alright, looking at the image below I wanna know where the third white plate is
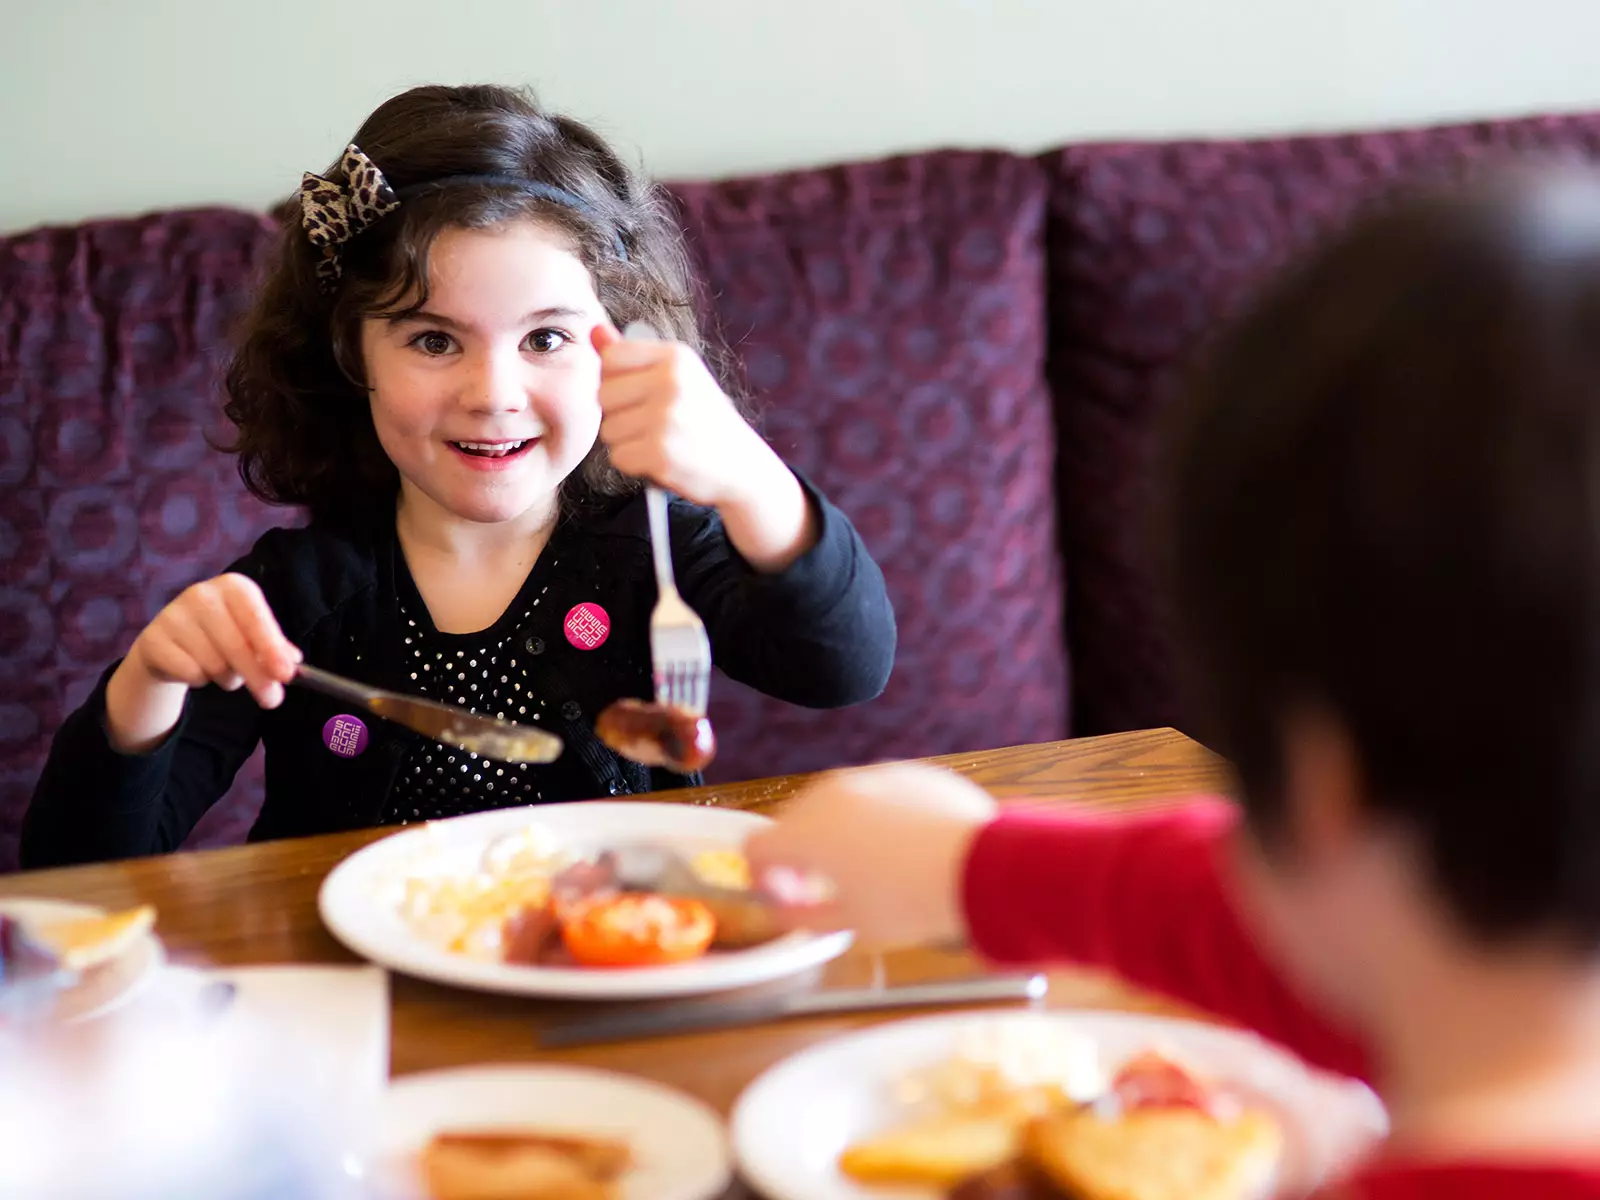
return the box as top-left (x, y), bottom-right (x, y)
top-left (732, 1008), bottom-right (1388, 1200)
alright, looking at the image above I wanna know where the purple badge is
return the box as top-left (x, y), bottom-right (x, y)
top-left (322, 714), bottom-right (369, 758)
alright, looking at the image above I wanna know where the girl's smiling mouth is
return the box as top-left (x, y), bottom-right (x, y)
top-left (448, 438), bottom-right (539, 466)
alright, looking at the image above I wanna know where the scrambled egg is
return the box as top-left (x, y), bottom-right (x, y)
top-left (689, 848), bottom-right (751, 890)
top-left (394, 823), bottom-right (568, 959)
top-left (479, 822), bottom-right (572, 877)
top-left (893, 1018), bottom-right (1108, 1113)
top-left (398, 870), bottom-right (553, 960)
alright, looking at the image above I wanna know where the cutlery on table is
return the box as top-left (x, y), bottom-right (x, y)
top-left (538, 973), bottom-right (1050, 1048)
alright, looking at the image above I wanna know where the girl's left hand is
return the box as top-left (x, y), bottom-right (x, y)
top-left (592, 323), bottom-right (772, 508)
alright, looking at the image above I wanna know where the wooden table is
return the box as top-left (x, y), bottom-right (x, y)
top-left (0, 728), bottom-right (1231, 1194)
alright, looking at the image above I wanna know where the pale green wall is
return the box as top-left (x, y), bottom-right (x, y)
top-left (4, 0), bottom-right (1598, 233)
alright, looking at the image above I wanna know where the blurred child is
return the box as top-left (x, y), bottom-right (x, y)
top-left (749, 166), bottom-right (1600, 1197)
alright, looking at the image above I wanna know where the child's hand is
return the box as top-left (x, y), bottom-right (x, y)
top-left (593, 323), bottom-right (817, 570)
top-left (105, 574), bottom-right (302, 752)
top-left (743, 763), bottom-right (999, 949)
top-left (593, 323), bottom-right (768, 509)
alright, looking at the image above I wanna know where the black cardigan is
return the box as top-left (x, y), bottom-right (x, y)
top-left (22, 479), bottom-right (895, 868)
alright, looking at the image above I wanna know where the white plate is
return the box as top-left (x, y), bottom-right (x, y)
top-left (356, 1064), bottom-right (732, 1200)
top-left (0, 897), bottom-right (165, 1023)
top-left (318, 801), bottom-right (853, 999)
top-left (732, 1009), bottom-right (1388, 1200)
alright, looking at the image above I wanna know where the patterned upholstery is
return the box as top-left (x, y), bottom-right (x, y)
top-left (11, 112), bottom-right (1600, 872)
top-left (1041, 112), bottom-right (1600, 738)
top-left (670, 151), bottom-right (1070, 780)
top-left (0, 210), bottom-right (285, 869)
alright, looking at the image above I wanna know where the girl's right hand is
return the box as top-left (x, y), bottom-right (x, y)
top-left (104, 573), bottom-right (302, 753)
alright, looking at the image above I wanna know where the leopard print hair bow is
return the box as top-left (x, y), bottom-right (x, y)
top-left (299, 143), bottom-right (400, 292)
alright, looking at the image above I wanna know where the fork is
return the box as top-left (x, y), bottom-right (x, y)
top-left (645, 484), bottom-right (712, 715)
top-left (622, 322), bottom-right (713, 717)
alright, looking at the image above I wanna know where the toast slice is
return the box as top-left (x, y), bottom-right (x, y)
top-left (1024, 1104), bottom-right (1282, 1200)
top-left (427, 1131), bottom-right (631, 1181)
top-left (838, 1110), bottom-right (1029, 1188)
top-left (419, 1129), bottom-right (630, 1200)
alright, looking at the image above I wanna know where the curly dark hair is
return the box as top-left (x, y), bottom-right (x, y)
top-left (223, 84), bottom-right (741, 523)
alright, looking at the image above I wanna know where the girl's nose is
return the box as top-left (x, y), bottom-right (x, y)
top-left (462, 348), bottom-right (529, 414)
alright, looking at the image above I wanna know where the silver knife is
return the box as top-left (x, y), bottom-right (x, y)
top-left (293, 663), bottom-right (563, 763)
top-left (537, 973), bottom-right (1049, 1048)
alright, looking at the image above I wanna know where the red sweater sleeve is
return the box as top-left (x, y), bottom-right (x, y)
top-left (962, 797), bottom-right (1370, 1082)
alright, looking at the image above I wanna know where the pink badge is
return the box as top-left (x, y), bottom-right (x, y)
top-left (322, 714), bottom-right (369, 758)
top-left (564, 601), bottom-right (611, 650)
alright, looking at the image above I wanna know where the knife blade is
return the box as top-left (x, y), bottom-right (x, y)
top-left (537, 973), bottom-right (1049, 1048)
top-left (294, 663), bottom-right (563, 763)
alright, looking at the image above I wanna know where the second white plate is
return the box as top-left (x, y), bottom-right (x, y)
top-left (355, 1064), bottom-right (732, 1200)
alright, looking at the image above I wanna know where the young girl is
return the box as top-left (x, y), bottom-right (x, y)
top-left (23, 84), bottom-right (894, 868)
top-left (748, 167), bottom-right (1600, 1197)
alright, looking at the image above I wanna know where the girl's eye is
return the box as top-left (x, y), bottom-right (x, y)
top-left (410, 330), bottom-right (457, 357)
top-left (524, 328), bottom-right (571, 354)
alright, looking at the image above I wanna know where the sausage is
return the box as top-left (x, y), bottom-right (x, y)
top-left (594, 698), bottom-right (716, 773)
top-left (501, 903), bottom-right (560, 965)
